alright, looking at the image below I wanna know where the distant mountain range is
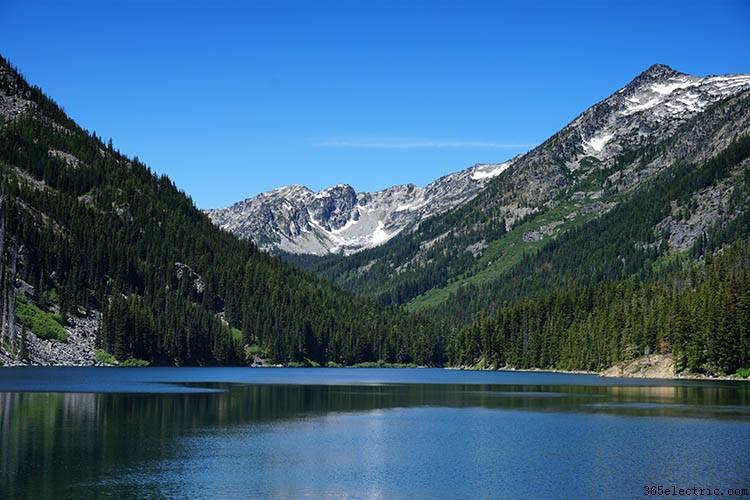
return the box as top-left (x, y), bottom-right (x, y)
top-left (205, 161), bottom-right (516, 255)
top-left (208, 64), bottom-right (750, 259)
top-left (256, 64), bottom-right (750, 319)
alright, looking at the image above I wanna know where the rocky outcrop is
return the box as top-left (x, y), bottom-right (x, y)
top-left (0, 62), bottom-right (35, 122)
top-left (205, 161), bottom-right (516, 255)
top-left (0, 312), bottom-right (104, 367)
top-left (600, 354), bottom-right (676, 379)
top-left (175, 262), bottom-right (205, 294)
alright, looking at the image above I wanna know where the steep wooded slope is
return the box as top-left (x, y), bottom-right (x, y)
top-left (0, 55), bottom-right (442, 366)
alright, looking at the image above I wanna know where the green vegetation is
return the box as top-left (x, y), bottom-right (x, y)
top-left (2, 53), bottom-right (750, 377)
top-left (95, 349), bottom-right (117, 365)
top-left (95, 348), bottom-right (150, 367)
top-left (120, 358), bottom-right (150, 367)
top-left (406, 199), bottom-right (599, 311)
top-left (15, 296), bottom-right (67, 341)
top-left (244, 343), bottom-right (265, 362)
top-left (734, 368), bottom-right (750, 379)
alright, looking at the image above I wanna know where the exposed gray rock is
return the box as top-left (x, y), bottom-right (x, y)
top-left (654, 158), bottom-right (748, 252)
top-left (466, 240), bottom-right (488, 258)
top-left (0, 312), bottom-right (104, 367)
top-left (0, 64), bottom-right (35, 122)
top-left (48, 149), bottom-right (83, 169)
top-left (522, 221), bottom-right (563, 243)
top-left (207, 67), bottom-right (750, 259)
top-left (174, 262), bottom-right (205, 294)
top-left (206, 161), bottom-right (517, 255)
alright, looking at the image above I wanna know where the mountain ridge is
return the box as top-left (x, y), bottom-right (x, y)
top-left (1, 55), bottom-right (749, 376)
top-left (205, 160), bottom-right (517, 255)
top-left (289, 64), bottom-right (750, 312)
top-left (209, 64), bottom-right (750, 260)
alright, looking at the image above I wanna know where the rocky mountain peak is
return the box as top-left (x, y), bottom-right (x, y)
top-left (572, 65), bottom-right (750, 166)
top-left (205, 159), bottom-right (516, 255)
top-left (308, 184), bottom-right (358, 231)
top-left (630, 63), bottom-right (683, 85)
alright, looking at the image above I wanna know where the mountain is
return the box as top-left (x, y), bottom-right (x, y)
top-left (208, 64), bottom-right (750, 260)
top-left (0, 55), bottom-right (442, 367)
top-left (205, 161), bottom-right (516, 255)
top-left (291, 63), bottom-right (750, 376)
top-left (285, 65), bottom-right (750, 309)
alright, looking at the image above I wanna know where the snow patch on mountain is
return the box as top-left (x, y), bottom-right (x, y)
top-left (371, 221), bottom-right (391, 245)
top-left (207, 65), bottom-right (750, 258)
top-left (470, 161), bottom-right (512, 180)
top-left (619, 73), bottom-right (750, 118)
top-left (584, 133), bottom-right (615, 153)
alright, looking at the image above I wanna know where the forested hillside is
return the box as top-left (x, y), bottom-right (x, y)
top-left (450, 242), bottom-right (750, 375)
top-left (0, 55), bottom-right (443, 367)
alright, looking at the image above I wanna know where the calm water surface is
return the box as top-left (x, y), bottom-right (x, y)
top-left (1, 368), bottom-right (749, 499)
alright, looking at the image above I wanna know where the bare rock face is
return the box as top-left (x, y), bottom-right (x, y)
top-left (175, 262), bottom-right (205, 294)
top-left (600, 354), bottom-right (676, 379)
top-left (205, 161), bottom-right (516, 255)
top-left (308, 184), bottom-right (358, 231)
top-left (0, 69), bottom-right (33, 123)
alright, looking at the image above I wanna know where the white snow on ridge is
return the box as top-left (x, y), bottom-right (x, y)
top-left (621, 74), bottom-right (750, 118)
top-left (621, 97), bottom-right (662, 116)
top-left (396, 201), bottom-right (425, 212)
top-left (651, 80), bottom-right (693, 95)
top-left (471, 162), bottom-right (511, 181)
top-left (705, 75), bottom-right (750, 90)
top-left (329, 216), bottom-right (361, 233)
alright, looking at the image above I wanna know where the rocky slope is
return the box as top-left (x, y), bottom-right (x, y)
top-left (459, 64), bottom-right (750, 232)
top-left (206, 161), bottom-right (516, 255)
top-left (0, 313), bottom-right (103, 367)
top-left (600, 355), bottom-right (676, 379)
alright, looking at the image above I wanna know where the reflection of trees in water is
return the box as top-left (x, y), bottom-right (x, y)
top-left (1, 382), bottom-right (749, 497)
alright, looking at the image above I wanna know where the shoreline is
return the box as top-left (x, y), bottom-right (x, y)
top-left (2, 357), bottom-right (747, 382)
top-left (450, 355), bottom-right (748, 381)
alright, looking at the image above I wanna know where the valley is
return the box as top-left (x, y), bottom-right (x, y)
top-left (1, 57), bottom-right (749, 378)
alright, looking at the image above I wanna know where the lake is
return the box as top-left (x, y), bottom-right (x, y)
top-left (1, 368), bottom-right (749, 499)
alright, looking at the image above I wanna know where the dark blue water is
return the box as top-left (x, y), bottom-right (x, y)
top-left (1, 368), bottom-right (748, 499)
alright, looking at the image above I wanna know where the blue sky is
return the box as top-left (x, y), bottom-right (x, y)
top-left (2, 0), bottom-right (749, 208)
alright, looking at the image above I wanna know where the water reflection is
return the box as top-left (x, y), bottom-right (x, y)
top-left (1, 379), bottom-right (749, 498)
